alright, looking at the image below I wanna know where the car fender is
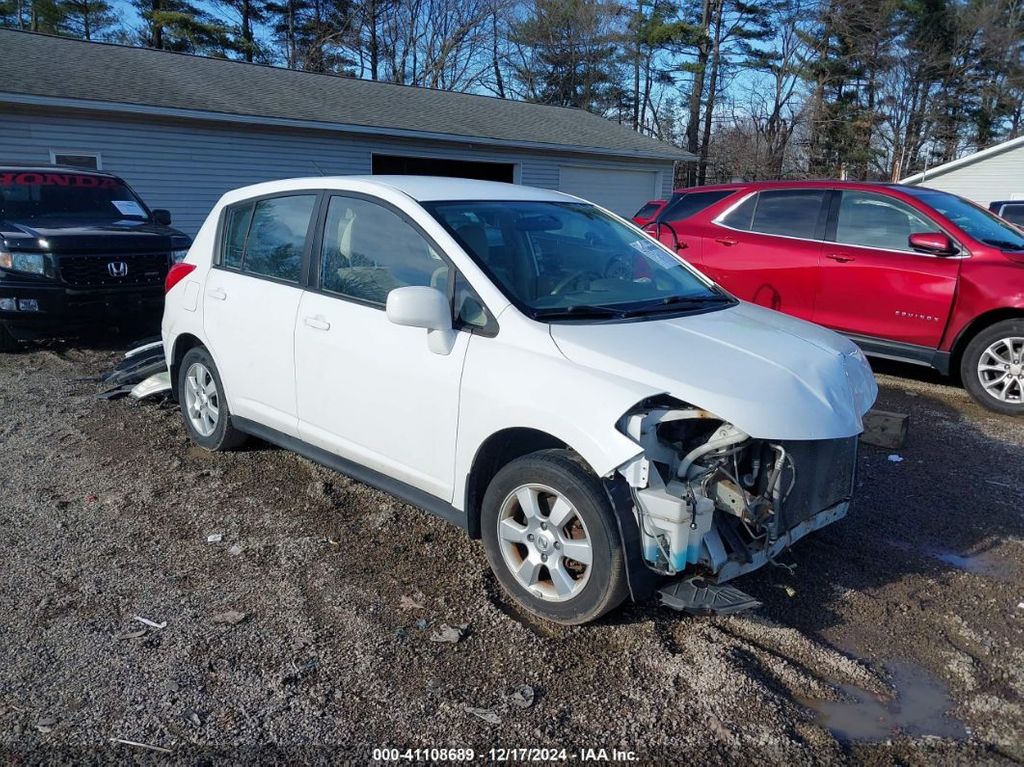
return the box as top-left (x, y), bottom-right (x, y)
top-left (453, 317), bottom-right (657, 512)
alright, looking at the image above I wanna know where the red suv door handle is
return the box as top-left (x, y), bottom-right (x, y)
top-left (715, 237), bottom-right (738, 247)
top-left (826, 254), bottom-right (855, 263)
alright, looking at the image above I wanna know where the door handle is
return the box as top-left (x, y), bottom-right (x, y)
top-left (826, 254), bottom-right (855, 263)
top-left (715, 237), bottom-right (738, 247)
top-left (206, 287), bottom-right (227, 301)
top-left (304, 316), bottom-right (331, 331)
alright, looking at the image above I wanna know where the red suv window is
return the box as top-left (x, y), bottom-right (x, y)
top-left (722, 189), bottom-right (827, 240)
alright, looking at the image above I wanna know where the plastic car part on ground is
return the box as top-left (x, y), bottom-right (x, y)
top-left (97, 338), bottom-right (168, 400)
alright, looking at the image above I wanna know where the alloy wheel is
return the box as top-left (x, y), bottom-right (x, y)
top-left (496, 484), bottom-right (593, 602)
top-left (977, 336), bottom-right (1024, 404)
top-left (184, 361), bottom-right (220, 437)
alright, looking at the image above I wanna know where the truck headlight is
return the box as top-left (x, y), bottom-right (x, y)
top-left (0, 250), bottom-right (46, 275)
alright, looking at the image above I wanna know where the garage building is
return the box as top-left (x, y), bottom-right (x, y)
top-left (900, 135), bottom-right (1024, 211)
top-left (0, 29), bottom-right (690, 236)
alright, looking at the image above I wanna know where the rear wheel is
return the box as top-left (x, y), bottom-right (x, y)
top-left (178, 346), bottom-right (247, 450)
top-left (961, 319), bottom-right (1024, 416)
top-left (480, 449), bottom-right (628, 625)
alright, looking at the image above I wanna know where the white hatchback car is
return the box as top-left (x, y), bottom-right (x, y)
top-left (162, 176), bottom-right (877, 624)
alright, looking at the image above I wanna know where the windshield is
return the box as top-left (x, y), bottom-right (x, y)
top-left (425, 200), bottom-right (729, 320)
top-left (0, 171), bottom-right (150, 224)
top-left (904, 188), bottom-right (1024, 251)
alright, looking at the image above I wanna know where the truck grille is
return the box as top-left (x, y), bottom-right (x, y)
top-left (778, 436), bottom-right (858, 528)
top-left (58, 253), bottom-right (170, 288)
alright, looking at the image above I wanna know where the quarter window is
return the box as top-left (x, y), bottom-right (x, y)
top-left (222, 202), bottom-right (254, 269)
top-left (835, 191), bottom-right (940, 252)
top-left (659, 189), bottom-right (734, 223)
top-left (244, 195), bottom-right (316, 282)
top-left (319, 195), bottom-right (448, 305)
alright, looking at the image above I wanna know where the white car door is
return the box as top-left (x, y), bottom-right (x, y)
top-left (203, 192), bottom-right (319, 437)
top-left (294, 193), bottom-right (470, 501)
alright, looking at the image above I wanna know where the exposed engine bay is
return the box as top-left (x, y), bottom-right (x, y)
top-left (617, 396), bottom-right (858, 583)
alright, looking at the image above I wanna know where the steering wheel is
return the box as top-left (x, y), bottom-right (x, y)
top-left (550, 270), bottom-right (601, 296)
top-left (604, 255), bottom-right (632, 280)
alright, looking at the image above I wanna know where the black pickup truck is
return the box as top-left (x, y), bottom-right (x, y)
top-left (0, 166), bottom-right (192, 351)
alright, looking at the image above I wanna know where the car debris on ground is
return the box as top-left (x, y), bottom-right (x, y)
top-left (430, 624), bottom-right (469, 644)
top-left (96, 339), bottom-right (166, 400)
top-left (211, 610), bottom-right (247, 626)
top-left (463, 705), bottom-right (501, 725)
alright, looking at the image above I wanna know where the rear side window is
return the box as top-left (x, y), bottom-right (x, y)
top-left (999, 204), bottom-right (1024, 226)
top-left (221, 194), bottom-right (316, 283)
top-left (721, 190), bottom-right (826, 240)
top-left (659, 190), bottom-right (734, 223)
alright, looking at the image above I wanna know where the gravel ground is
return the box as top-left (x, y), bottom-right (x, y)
top-left (1, 341), bottom-right (1022, 764)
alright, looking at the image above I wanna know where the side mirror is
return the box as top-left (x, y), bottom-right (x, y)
top-left (152, 209), bottom-right (172, 226)
top-left (386, 286), bottom-right (456, 355)
top-left (908, 232), bottom-right (957, 256)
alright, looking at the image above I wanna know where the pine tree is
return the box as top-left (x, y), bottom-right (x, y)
top-left (134, 0), bottom-right (234, 54)
top-left (59, 0), bottom-right (117, 39)
top-left (511, 0), bottom-right (619, 112)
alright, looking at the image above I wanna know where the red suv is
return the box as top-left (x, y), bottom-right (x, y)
top-left (647, 181), bottom-right (1024, 415)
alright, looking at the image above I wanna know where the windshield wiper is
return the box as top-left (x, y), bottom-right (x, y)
top-left (533, 304), bottom-right (627, 320)
top-left (621, 294), bottom-right (732, 316)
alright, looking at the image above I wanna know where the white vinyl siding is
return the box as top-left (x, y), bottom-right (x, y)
top-left (903, 142), bottom-right (1024, 207)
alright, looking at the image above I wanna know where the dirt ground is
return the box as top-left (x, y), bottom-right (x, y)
top-left (1, 339), bottom-right (1022, 765)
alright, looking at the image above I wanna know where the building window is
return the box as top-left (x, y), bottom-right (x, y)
top-left (49, 151), bottom-right (102, 170)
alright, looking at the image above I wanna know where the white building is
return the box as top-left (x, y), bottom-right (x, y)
top-left (900, 135), bottom-right (1024, 209)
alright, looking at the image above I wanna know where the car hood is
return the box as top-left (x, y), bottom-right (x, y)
top-left (549, 301), bottom-right (877, 441)
top-left (1, 218), bottom-right (188, 253)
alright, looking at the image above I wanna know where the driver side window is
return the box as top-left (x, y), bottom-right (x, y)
top-left (835, 191), bottom-right (941, 252)
top-left (319, 195), bottom-right (448, 305)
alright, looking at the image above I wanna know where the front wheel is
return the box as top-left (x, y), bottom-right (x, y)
top-left (961, 319), bottom-right (1024, 416)
top-left (177, 346), bottom-right (247, 450)
top-left (480, 449), bottom-right (628, 625)
top-left (0, 322), bottom-right (20, 353)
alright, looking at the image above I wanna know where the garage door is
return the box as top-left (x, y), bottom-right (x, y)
top-left (558, 166), bottom-right (660, 217)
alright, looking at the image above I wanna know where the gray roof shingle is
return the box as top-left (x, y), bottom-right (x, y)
top-left (0, 29), bottom-right (691, 161)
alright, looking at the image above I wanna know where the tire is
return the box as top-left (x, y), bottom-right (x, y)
top-left (177, 346), bottom-right (247, 451)
top-left (961, 319), bottom-right (1024, 416)
top-left (0, 322), bottom-right (19, 353)
top-left (481, 449), bottom-right (628, 625)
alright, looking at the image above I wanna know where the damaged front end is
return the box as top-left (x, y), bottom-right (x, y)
top-left (617, 396), bottom-right (858, 612)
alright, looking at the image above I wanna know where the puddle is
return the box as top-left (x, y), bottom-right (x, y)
top-left (885, 538), bottom-right (1011, 581)
top-left (803, 660), bottom-right (967, 743)
top-left (920, 546), bottom-right (1009, 579)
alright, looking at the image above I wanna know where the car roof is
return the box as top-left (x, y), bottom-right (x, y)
top-left (224, 175), bottom-right (583, 205)
top-left (670, 179), bottom-right (907, 194)
top-left (0, 164), bottom-right (119, 176)
top-left (322, 175), bottom-right (580, 203)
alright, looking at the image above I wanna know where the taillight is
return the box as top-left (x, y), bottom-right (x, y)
top-left (165, 262), bottom-right (196, 294)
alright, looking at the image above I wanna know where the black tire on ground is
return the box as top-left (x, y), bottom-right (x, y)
top-left (480, 449), bottom-right (629, 625)
top-left (0, 322), bottom-right (20, 353)
top-left (960, 318), bottom-right (1024, 416)
top-left (177, 346), bottom-right (247, 451)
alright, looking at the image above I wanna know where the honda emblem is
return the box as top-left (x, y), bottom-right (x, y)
top-left (107, 261), bottom-right (129, 277)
